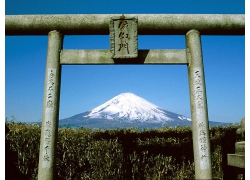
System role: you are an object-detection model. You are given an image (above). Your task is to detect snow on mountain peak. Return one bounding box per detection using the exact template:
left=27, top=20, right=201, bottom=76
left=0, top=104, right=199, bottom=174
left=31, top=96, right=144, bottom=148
left=83, top=92, right=190, bottom=123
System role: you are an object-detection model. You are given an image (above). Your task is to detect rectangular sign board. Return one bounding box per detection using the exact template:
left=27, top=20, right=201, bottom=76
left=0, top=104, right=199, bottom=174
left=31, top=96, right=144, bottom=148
left=110, top=15, right=138, bottom=59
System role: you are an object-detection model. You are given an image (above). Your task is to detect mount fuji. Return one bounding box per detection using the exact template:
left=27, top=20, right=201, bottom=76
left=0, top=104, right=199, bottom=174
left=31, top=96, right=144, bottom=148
left=59, top=92, right=193, bottom=129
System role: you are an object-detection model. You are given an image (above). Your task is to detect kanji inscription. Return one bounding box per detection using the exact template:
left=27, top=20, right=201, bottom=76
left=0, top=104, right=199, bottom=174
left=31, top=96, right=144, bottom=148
left=42, top=68, right=56, bottom=168
left=110, top=15, right=138, bottom=58
left=194, top=69, right=204, bottom=109
left=198, top=121, right=209, bottom=169
left=192, top=67, right=211, bottom=169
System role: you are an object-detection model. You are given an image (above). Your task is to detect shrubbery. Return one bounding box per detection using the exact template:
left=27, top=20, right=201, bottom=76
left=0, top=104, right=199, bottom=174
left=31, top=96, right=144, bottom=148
left=5, top=121, right=238, bottom=180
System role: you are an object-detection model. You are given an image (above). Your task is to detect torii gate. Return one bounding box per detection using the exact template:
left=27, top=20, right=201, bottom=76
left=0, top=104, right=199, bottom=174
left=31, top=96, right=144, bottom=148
left=5, top=14, right=244, bottom=179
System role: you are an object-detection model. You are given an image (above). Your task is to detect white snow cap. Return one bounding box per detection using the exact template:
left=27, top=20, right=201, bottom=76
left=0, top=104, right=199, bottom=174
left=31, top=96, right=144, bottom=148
left=84, top=92, right=190, bottom=122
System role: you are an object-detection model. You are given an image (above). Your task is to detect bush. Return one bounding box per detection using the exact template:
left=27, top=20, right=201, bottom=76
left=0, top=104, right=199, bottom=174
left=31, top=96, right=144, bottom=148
left=5, top=121, right=238, bottom=180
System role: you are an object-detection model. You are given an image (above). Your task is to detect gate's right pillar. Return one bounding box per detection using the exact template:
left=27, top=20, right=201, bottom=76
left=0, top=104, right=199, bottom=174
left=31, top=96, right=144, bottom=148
left=186, top=29, right=212, bottom=179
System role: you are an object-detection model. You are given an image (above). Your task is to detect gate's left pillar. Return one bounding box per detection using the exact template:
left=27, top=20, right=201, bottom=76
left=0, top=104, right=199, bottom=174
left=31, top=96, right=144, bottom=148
left=38, top=30, right=63, bottom=180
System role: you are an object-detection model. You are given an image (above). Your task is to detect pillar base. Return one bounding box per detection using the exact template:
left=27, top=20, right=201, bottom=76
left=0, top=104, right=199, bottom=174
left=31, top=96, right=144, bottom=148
left=227, top=154, right=245, bottom=168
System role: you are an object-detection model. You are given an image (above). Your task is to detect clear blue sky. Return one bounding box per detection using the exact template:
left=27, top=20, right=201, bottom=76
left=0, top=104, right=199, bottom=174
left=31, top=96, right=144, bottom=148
left=5, top=0, right=246, bottom=123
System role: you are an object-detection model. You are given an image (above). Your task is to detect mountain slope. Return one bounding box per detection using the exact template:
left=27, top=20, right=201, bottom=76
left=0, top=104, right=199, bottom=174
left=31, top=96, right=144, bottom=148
left=84, top=92, right=191, bottom=123
left=59, top=92, right=192, bottom=129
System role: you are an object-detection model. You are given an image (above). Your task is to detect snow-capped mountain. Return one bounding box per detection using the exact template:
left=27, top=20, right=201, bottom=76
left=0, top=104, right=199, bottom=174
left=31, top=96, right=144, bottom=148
left=83, top=92, right=191, bottom=123
left=59, top=92, right=193, bottom=129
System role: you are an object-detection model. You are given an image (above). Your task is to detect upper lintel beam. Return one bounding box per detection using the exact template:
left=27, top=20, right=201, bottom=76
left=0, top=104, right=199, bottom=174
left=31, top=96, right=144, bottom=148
left=5, top=14, right=244, bottom=36
left=60, top=50, right=187, bottom=65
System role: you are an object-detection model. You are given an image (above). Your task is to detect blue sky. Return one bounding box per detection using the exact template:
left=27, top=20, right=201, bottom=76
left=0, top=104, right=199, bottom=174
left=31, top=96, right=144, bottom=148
left=5, top=0, right=246, bottom=123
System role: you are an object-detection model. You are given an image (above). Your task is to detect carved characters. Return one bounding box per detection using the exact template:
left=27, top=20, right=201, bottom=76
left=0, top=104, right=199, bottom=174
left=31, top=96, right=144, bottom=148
left=46, top=69, right=55, bottom=108
left=198, top=121, right=209, bottom=167
left=118, top=20, right=129, bottom=54
left=109, top=16, right=138, bottom=58
left=42, top=68, right=56, bottom=167
left=194, top=70, right=204, bottom=109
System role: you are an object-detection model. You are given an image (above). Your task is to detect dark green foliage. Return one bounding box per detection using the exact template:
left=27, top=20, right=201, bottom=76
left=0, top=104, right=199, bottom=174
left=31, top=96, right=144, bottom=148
left=6, top=121, right=41, bottom=179
left=5, top=121, right=238, bottom=180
